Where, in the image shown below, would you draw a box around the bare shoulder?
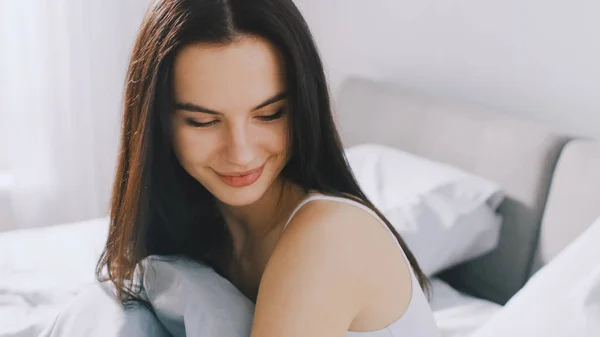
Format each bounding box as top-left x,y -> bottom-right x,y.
283,198 -> 374,233
279,198 -> 412,299
280,197 -> 402,257
255,197 -> 414,334
268,198 -> 387,270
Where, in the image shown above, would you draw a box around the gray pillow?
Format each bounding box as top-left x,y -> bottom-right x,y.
142,256 -> 255,337
38,281 -> 170,337
39,256 -> 255,337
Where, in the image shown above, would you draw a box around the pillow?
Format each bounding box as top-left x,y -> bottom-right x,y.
345,143 -> 504,276
142,256 -> 255,337
39,256 -> 255,337
471,216 -> 600,337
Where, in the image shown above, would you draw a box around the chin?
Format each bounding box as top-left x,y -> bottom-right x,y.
212,184 -> 268,207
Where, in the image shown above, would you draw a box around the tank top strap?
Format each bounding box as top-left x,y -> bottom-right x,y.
282,194 -> 404,253
282,194 -> 330,232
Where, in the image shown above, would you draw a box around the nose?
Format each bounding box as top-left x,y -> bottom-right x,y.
223,122 -> 255,168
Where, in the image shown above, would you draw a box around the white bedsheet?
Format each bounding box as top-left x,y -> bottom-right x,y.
471,216 -> 600,337
429,278 -> 502,337
0,218 -> 109,337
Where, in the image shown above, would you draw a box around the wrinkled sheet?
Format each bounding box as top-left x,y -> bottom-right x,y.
0,218 -> 109,337
471,217 -> 600,337
429,278 -> 502,337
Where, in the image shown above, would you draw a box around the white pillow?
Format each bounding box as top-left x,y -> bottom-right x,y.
345,143 -> 504,276
142,256 -> 255,337
471,216 -> 600,337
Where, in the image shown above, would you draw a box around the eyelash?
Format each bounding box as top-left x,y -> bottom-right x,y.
184,109 -> 286,128
185,119 -> 217,128
257,108 -> 285,122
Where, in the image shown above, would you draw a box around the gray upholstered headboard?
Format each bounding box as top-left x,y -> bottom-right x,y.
531,140 -> 600,274
334,77 -> 571,304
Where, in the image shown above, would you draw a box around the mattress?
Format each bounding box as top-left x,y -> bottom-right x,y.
0,218 -> 502,337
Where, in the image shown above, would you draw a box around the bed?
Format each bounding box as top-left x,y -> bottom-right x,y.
334,77 -> 600,334
1,76 -> 599,337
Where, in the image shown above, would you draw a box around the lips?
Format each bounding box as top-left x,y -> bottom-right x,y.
216,165 -> 264,188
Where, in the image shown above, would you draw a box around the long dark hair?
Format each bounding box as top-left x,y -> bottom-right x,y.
97,0 -> 430,306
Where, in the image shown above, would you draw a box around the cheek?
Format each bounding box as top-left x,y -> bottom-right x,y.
263,120 -> 289,159
172,125 -> 215,166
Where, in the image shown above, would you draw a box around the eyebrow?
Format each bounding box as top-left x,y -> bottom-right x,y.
174,92 -> 287,115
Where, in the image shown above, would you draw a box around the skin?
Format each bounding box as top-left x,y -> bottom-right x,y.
171,35 -> 413,336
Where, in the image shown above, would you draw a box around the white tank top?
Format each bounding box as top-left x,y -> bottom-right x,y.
283,194 -> 442,337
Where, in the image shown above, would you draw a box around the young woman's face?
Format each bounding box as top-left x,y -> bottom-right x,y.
171,36 -> 289,207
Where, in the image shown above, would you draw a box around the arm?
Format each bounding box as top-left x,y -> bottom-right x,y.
249,202 -> 376,337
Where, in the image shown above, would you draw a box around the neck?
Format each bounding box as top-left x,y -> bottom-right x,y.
218,179 -> 307,240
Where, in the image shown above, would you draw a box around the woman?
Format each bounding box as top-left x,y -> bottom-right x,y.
97,0 -> 441,336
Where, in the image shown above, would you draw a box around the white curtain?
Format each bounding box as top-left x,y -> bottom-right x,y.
0,1 -> 148,230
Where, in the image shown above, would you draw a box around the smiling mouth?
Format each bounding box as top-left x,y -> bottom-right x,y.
216,165 -> 264,187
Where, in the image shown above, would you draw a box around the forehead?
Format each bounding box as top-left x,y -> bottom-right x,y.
172,36 -> 286,112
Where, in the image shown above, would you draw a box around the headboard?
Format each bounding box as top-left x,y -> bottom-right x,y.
334,77 -> 571,304
531,140 -> 600,273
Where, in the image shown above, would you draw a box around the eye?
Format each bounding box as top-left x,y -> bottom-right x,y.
256,108 -> 286,122
185,118 -> 219,128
